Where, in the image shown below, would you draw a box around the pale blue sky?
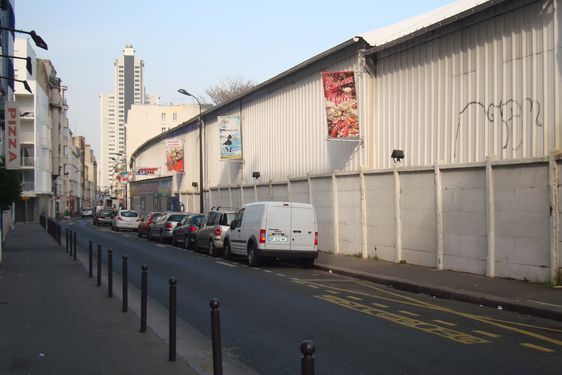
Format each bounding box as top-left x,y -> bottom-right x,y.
16,0 -> 455,158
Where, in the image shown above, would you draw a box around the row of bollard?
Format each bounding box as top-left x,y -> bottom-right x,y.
51,222 -> 316,374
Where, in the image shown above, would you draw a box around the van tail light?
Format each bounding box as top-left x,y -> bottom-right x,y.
215,227 -> 222,236
314,232 -> 318,246
188,225 -> 197,232
259,229 -> 266,244
165,222 -> 173,230
118,216 -> 123,221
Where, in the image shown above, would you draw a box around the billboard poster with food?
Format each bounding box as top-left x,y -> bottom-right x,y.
321,71 -> 360,139
218,115 -> 243,161
165,139 -> 184,172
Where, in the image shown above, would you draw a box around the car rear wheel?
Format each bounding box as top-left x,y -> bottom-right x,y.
184,235 -> 190,250
247,243 -> 260,267
172,235 -> 177,247
224,240 -> 233,260
209,240 -> 218,257
301,258 -> 315,268
159,231 -> 163,243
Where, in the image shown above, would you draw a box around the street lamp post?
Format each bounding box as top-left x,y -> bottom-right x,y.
178,89 -> 204,213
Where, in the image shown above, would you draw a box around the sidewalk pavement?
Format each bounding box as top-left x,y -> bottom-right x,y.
1,224 -> 561,374
0,223 -> 197,375
316,252 -> 562,321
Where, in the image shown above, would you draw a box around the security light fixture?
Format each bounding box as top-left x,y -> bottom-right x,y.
0,27 -> 48,50
391,149 -> 404,163
0,76 -> 32,93
252,171 -> 261,181
0,55 -> 32,74
192,182 -> 198,189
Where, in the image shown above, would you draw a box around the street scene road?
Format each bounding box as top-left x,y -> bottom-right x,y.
64,218 -> 562,374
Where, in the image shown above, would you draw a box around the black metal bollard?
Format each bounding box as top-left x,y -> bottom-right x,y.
97,244 -> 102,287
300,340 -> 315,375
69,230 -> 73,256
210,298 -> 223,375
73,231 -> 77,261
140,265 -> 148,332
88,240 -> 93,278
169,278 -> 177,362
107,249 -> 113,297
65,228 -> 69,253
122,256 -> 128,312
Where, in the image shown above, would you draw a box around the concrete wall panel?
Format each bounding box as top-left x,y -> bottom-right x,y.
365,173 -> 395,261
400,172 -> 437,267
336,175 -> 362,256
310,177 -> 335,253
441,169 -> 487,274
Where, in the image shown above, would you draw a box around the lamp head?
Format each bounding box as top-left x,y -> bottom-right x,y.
178,89 -> 192,97
391,149 -> 404,163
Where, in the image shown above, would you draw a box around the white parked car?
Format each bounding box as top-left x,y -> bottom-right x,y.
224,201 -> 318,267
112,209 -> 141,232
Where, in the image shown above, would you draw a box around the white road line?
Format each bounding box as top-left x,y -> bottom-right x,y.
156,244 -> 167,248
263,270 -> 272,273
217,261 -> 238,267
276,274 -> 286,277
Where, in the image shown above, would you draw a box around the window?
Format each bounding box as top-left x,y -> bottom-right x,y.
173,113 -> 177,121
21,144 -> 34,167
161,113 -> 166,121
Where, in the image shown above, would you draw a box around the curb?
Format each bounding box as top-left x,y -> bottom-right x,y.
314,263 -> 562,322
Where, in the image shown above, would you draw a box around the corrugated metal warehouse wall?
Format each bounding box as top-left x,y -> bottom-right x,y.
373,0 -> 560,169
204,55 -> 372,188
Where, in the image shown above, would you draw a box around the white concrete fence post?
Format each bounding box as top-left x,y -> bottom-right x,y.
486,157 -> 496,278
434,163 -> 444,270
393,165 -> 402,263
549,152 -> 560,285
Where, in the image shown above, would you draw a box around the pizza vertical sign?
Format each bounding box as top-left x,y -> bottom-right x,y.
321,71 -> 360,139
5,102 -> 20,169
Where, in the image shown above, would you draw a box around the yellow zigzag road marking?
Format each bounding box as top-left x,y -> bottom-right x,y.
295,279 -> 562,348
315,294 -> 489,345
521,343 -> 555,353
473,330 -> 500,338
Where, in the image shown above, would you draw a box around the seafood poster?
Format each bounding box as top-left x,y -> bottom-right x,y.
321,71 -> 360,139
165,139 -> 184,172
218,115 -> 243,161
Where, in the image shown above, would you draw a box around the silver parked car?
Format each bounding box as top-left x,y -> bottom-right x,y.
147,212 -> 188,243
195,207 -> 237,256
111,209 -> 141,232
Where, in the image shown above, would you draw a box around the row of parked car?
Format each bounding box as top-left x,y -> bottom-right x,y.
92,202 -> 319,267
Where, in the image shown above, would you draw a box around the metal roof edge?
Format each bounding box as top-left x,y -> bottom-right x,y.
362,0 -> 507,56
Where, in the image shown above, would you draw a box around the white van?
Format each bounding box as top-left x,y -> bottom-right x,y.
224,201 -> 318,267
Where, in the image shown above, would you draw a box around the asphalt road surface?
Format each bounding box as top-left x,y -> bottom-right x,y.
65,218 -> 562,374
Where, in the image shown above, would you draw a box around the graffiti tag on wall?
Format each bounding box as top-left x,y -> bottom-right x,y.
455,98 -> 543,158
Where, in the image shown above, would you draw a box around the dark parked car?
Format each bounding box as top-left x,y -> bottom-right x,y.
147,212 -> 188,243
172,213 -> 204,248
137,212 -> 162,238
93,209 -> 115,226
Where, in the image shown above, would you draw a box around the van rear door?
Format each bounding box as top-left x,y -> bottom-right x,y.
265,203 -> 291,251
290,204 -> 316,251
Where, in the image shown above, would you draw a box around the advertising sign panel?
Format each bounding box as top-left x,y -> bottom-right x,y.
218,115 -> 242,161
321,71 -> 360,140
5,102 -> 20,169
135,167 -> 160,176
165,139 -> 184,172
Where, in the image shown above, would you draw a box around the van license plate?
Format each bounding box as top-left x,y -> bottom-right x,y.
269,235 -> 287,242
